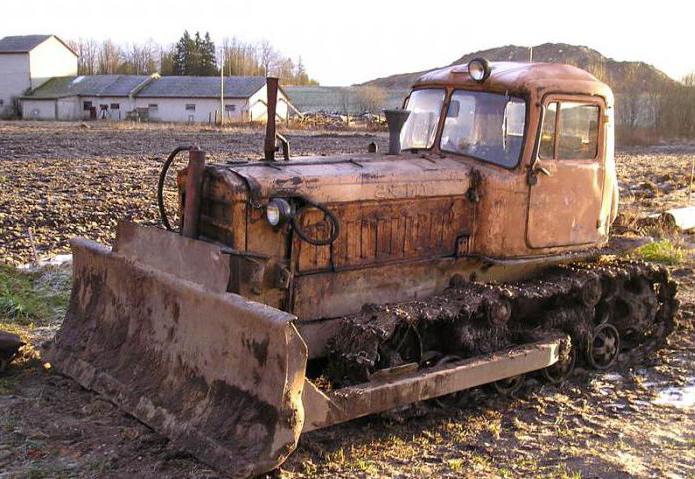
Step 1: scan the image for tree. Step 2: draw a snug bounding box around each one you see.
[66,34,319,84]
[68,38,98,75]
[339,88,355,123]
[219,37,318,85]
[356,86,387,114]
[171,31,217,75]
[616,63,645,129]
[119,40,158,75]
[173,30,194,75]
[160,45,176,75]
[98,40,122,74]
[258,40,279,76]
[199,32,218,76]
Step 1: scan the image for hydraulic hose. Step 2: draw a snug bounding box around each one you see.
[291,198,340,246]
[157,146,192,231]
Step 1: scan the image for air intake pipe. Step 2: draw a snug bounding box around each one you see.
[264,77,279,161]
[383,109,411,155]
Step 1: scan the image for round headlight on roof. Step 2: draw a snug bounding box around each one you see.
[468,58,491,83]
[266,198,292,226]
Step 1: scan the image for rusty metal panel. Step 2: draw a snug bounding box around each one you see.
[296,197,473,273]
[527,160,604,248]
[114,221,231,293]
[526,94,607,249]
[302,335,564,431]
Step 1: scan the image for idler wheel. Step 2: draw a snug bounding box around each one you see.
[586,323,620,370]
[485,298,512,327]
[580,276,602,307]
[492,375,524,396]
[542,342,577,384]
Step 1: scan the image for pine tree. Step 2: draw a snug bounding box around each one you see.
[173,30,194,75]
[188,32,203,75]
[199,32,218,76]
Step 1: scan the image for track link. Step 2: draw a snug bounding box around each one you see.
[325,259,678,387]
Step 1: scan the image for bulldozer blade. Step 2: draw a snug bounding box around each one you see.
[47,233,308,478]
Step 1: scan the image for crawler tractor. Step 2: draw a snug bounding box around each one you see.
[48,60,678,478]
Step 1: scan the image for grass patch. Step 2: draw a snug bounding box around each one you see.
[447,458,464,472]
[0,263,69,327]
[0,262,70,378]
[634,239,686,265]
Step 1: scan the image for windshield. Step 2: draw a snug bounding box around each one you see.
[440,91,526,168]
[400,89,445,150]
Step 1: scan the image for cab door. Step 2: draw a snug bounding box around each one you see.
[526,96,606,248]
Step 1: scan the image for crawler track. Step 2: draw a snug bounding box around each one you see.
[326,259,678,387]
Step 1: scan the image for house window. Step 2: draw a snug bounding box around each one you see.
[225,104,236,112]
[99,104,108,110]
[110,103,120,110]
[83,101,92,111]
[148,104,159,111]
[0,99,4,107]
[185,104,196,112]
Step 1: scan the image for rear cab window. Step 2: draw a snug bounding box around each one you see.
[538,99,601,160]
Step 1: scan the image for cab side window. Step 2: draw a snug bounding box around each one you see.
[539,101,600,160]
[539,102,557,159]
[557,102,600,159]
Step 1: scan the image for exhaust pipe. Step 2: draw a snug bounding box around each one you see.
[265,77,279,161]
[383,109,411,155]
[182,147,205,239]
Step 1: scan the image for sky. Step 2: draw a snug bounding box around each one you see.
[2,0,692,85]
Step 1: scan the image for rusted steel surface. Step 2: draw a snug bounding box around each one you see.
[301,335,564,432]
[48,235,308,478]
[114,221,231,292]
[181,147,205,239]
[414,62,614,101]
[181,62,618,325]
[48,61,681,478]
[295,197,474,273]
[265,77,279,161]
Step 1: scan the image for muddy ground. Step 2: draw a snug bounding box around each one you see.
[0,121,694,478]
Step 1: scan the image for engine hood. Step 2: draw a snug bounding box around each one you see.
[206,151,475,205]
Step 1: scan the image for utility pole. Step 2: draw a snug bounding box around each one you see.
[220,49,225,126]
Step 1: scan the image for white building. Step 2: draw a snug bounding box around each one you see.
[133,76,291,123]
[0,34,78,117]
[21,74,293,123]
[21,74,156,121]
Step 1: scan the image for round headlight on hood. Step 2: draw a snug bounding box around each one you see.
[266,198,292,226]
[468,58,491,83]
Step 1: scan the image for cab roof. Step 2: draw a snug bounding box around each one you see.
[413,61,613,101]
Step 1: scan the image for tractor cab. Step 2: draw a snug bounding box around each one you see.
[401,58,619,252]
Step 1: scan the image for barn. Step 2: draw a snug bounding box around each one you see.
[0,34,295,123]
[0,34,78,117]
[20,74,155,121]
[133,76,292,123]
[21,74,294,123]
